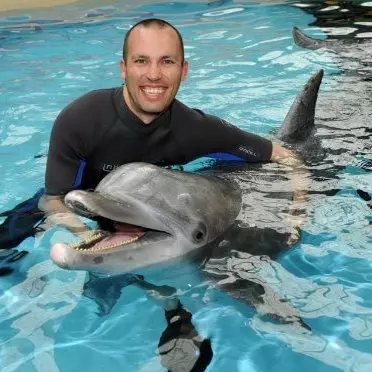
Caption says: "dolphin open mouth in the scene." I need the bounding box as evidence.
[50,215,173,271]
[68,221,148,253]
[50,188,174,269]
[59,188,174,255]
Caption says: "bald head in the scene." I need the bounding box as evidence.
[122,18,185,63]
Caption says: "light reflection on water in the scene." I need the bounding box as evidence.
[0,1,371,372]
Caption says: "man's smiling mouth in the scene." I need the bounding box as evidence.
[141,86,167,96]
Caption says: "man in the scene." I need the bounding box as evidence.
[1,18,306,250]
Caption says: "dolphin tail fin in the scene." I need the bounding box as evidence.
[292,26,338,50]
[276,69,324,143]
[292,27,324,50]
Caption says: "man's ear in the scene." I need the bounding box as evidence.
[181,60,189,81]
[119,59,127,80]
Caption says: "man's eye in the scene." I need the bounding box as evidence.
[134,59,146,64]
[163,59,175,65]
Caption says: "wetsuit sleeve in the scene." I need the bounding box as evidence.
[45,94,97,195]
[175,104,273,163]
[201,113,272,162]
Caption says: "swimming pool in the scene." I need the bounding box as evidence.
[0,1,371,371]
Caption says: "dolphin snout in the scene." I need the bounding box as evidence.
[50,243,73,269]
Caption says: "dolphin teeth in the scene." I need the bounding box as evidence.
[70,234,141,254]
[69,230,107,250]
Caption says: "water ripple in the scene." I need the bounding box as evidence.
[1,1,372,371]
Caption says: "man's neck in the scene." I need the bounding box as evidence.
[122,86,159,125]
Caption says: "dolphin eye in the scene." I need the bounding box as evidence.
[195,231,204,240]
[192,224,207,243]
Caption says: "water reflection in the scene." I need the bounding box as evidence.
[293,0,372,39]
[1,1,372,372]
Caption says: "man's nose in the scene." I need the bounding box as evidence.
[146,62,162,80]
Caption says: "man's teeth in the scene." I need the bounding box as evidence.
[142,87,166,94]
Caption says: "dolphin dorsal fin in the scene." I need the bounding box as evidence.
[276,69,324,143]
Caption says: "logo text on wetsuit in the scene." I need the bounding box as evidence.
[238,145,257,157]
[103,164,120,172]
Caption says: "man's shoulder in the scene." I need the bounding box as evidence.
[172,99,227,131]
[55,87,120,125]
[172,99,211,121]
[66,87,118,110]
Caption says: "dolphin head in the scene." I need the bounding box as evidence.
[50,163,241,275]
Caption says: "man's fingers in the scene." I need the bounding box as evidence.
[286,226,301,246]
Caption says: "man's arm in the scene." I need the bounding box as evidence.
[41,93,97,237]
[270,143,310,244]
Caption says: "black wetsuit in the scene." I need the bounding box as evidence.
[0,86,272,252]
[45,86,272,195]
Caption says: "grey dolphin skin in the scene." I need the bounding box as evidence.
[50,69,324,276]
[50,163,242,275]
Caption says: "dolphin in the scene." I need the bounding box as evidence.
[50,164,242,276]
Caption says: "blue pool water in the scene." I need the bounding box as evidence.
[1,1,372,371]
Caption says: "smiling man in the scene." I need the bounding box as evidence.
[0,18,307,251]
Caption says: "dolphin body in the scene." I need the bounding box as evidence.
[50,70,324,278]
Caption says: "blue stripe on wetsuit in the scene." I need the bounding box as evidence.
[73,160,87,188]
[205,152,246,162]
[9,188,45,237]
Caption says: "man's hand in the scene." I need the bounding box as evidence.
[38,194,90,236]
[270,143,310,245]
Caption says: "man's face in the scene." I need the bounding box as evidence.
[120,25,188,124]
